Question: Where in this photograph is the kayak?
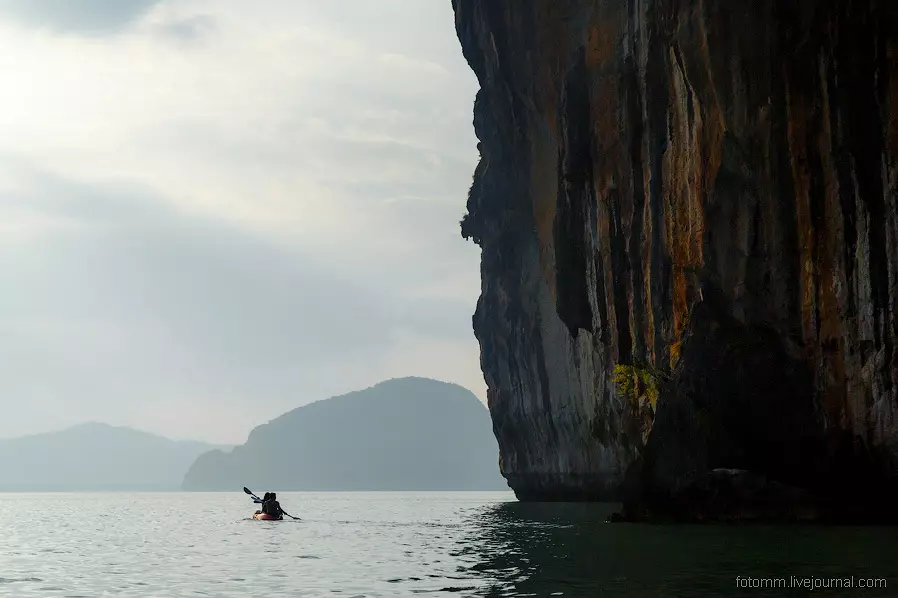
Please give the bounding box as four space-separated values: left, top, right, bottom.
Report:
253 512 283 521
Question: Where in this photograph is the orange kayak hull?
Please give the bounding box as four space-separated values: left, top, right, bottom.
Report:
253 512 282 521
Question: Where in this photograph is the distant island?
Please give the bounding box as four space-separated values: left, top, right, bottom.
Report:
0 422 228 491
182 377 508 491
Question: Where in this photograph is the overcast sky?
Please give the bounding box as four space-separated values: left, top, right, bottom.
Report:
0 0 484 444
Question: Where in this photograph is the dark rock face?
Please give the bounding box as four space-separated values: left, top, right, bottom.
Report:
453 0 898 519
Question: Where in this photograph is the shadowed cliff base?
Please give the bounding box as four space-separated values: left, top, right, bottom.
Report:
618 290 898 523
453 0 898 522
504 473 623 502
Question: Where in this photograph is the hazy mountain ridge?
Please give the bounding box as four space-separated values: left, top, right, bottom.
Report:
0 422 228 491
182 377 507 491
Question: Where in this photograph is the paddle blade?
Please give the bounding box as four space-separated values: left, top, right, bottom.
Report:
243 487 253 495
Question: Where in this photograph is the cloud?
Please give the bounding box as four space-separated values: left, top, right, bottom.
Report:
0 0 484 443
152 14 216 43
0 160 482 443
1 168 395 361
0 0 163 34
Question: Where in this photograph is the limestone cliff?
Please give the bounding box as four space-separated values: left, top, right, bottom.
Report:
453 0 898 519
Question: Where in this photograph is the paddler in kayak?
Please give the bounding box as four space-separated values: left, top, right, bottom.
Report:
262 492 284 520
253 491 284 520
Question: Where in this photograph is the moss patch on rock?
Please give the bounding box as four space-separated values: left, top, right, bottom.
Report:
612 364 660 410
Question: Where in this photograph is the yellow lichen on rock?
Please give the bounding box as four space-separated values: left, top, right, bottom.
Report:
612 364 660 410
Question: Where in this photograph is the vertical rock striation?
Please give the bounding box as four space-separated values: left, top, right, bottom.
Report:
453 0 898 518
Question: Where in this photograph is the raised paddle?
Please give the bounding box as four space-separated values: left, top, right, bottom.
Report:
243 486 300 520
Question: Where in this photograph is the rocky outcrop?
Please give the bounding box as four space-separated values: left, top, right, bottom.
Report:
453 0 898 519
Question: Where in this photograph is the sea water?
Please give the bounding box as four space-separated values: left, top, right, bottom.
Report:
0 492 894 597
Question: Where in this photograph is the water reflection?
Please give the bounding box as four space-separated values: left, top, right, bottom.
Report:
461 501 897 597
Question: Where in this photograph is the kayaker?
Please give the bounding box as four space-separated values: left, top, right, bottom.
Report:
262 492 284 519
253 492 271 515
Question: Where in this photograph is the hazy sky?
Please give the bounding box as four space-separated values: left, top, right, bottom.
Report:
0 0 484 443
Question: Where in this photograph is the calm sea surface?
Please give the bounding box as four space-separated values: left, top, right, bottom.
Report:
0 492 894 597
